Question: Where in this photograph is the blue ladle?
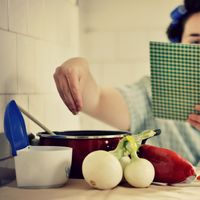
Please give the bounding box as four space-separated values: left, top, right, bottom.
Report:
4 100 30 156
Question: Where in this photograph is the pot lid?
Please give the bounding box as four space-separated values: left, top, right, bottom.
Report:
4 100 29 156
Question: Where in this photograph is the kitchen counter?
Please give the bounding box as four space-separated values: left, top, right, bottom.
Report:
0 179 200 200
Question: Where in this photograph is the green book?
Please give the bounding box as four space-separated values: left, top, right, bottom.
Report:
150 41 200 121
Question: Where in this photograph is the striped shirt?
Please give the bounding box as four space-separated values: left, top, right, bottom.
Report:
117 76 200 165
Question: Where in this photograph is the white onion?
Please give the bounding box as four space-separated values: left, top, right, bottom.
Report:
124 158 155 188
82 150 123 189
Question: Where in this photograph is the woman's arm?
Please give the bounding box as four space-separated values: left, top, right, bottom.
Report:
54 57 131 130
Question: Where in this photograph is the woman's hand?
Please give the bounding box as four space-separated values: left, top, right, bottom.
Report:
187 105 200 130
53 57 99 115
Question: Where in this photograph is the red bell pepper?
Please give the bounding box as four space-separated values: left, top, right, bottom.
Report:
138 144 196 184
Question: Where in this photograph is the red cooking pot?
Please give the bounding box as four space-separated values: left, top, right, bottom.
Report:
37 130 131 179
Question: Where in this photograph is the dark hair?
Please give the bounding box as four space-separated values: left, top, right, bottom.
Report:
166 0 200 43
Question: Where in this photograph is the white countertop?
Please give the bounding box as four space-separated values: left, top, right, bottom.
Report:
0 178 200 200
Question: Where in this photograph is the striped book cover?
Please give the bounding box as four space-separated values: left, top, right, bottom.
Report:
150 41 200 121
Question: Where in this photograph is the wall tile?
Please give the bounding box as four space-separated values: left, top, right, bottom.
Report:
43 94 80 132
147 30 168 42
132 61 150 81
40 94 56 132
0 30 17 93
80 0 182 30
28 94 45 134
0 0 8 29
117 31 148 61
51 44 78 69
27 0 45 39
55 0 71 45
43 0 59 42
8 0 28 34
17 34 36 93
43 0 79 46
67 0 77 5
66 1 79 50
82 32 117 62
35 40 54 93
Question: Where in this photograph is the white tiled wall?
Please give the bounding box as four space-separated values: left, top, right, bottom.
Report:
0 0 80 134
0 0 8 29
0 0 184 134
79 0 182 130
0 30 17 93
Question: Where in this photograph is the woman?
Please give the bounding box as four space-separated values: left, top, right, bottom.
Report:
53 0 200 165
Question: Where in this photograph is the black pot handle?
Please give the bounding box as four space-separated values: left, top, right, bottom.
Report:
141 129 161 144
28 133 40 145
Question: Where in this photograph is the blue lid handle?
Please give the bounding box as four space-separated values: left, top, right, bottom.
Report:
4 100 29 156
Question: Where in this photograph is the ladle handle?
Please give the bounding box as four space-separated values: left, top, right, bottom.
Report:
17 104 56 136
